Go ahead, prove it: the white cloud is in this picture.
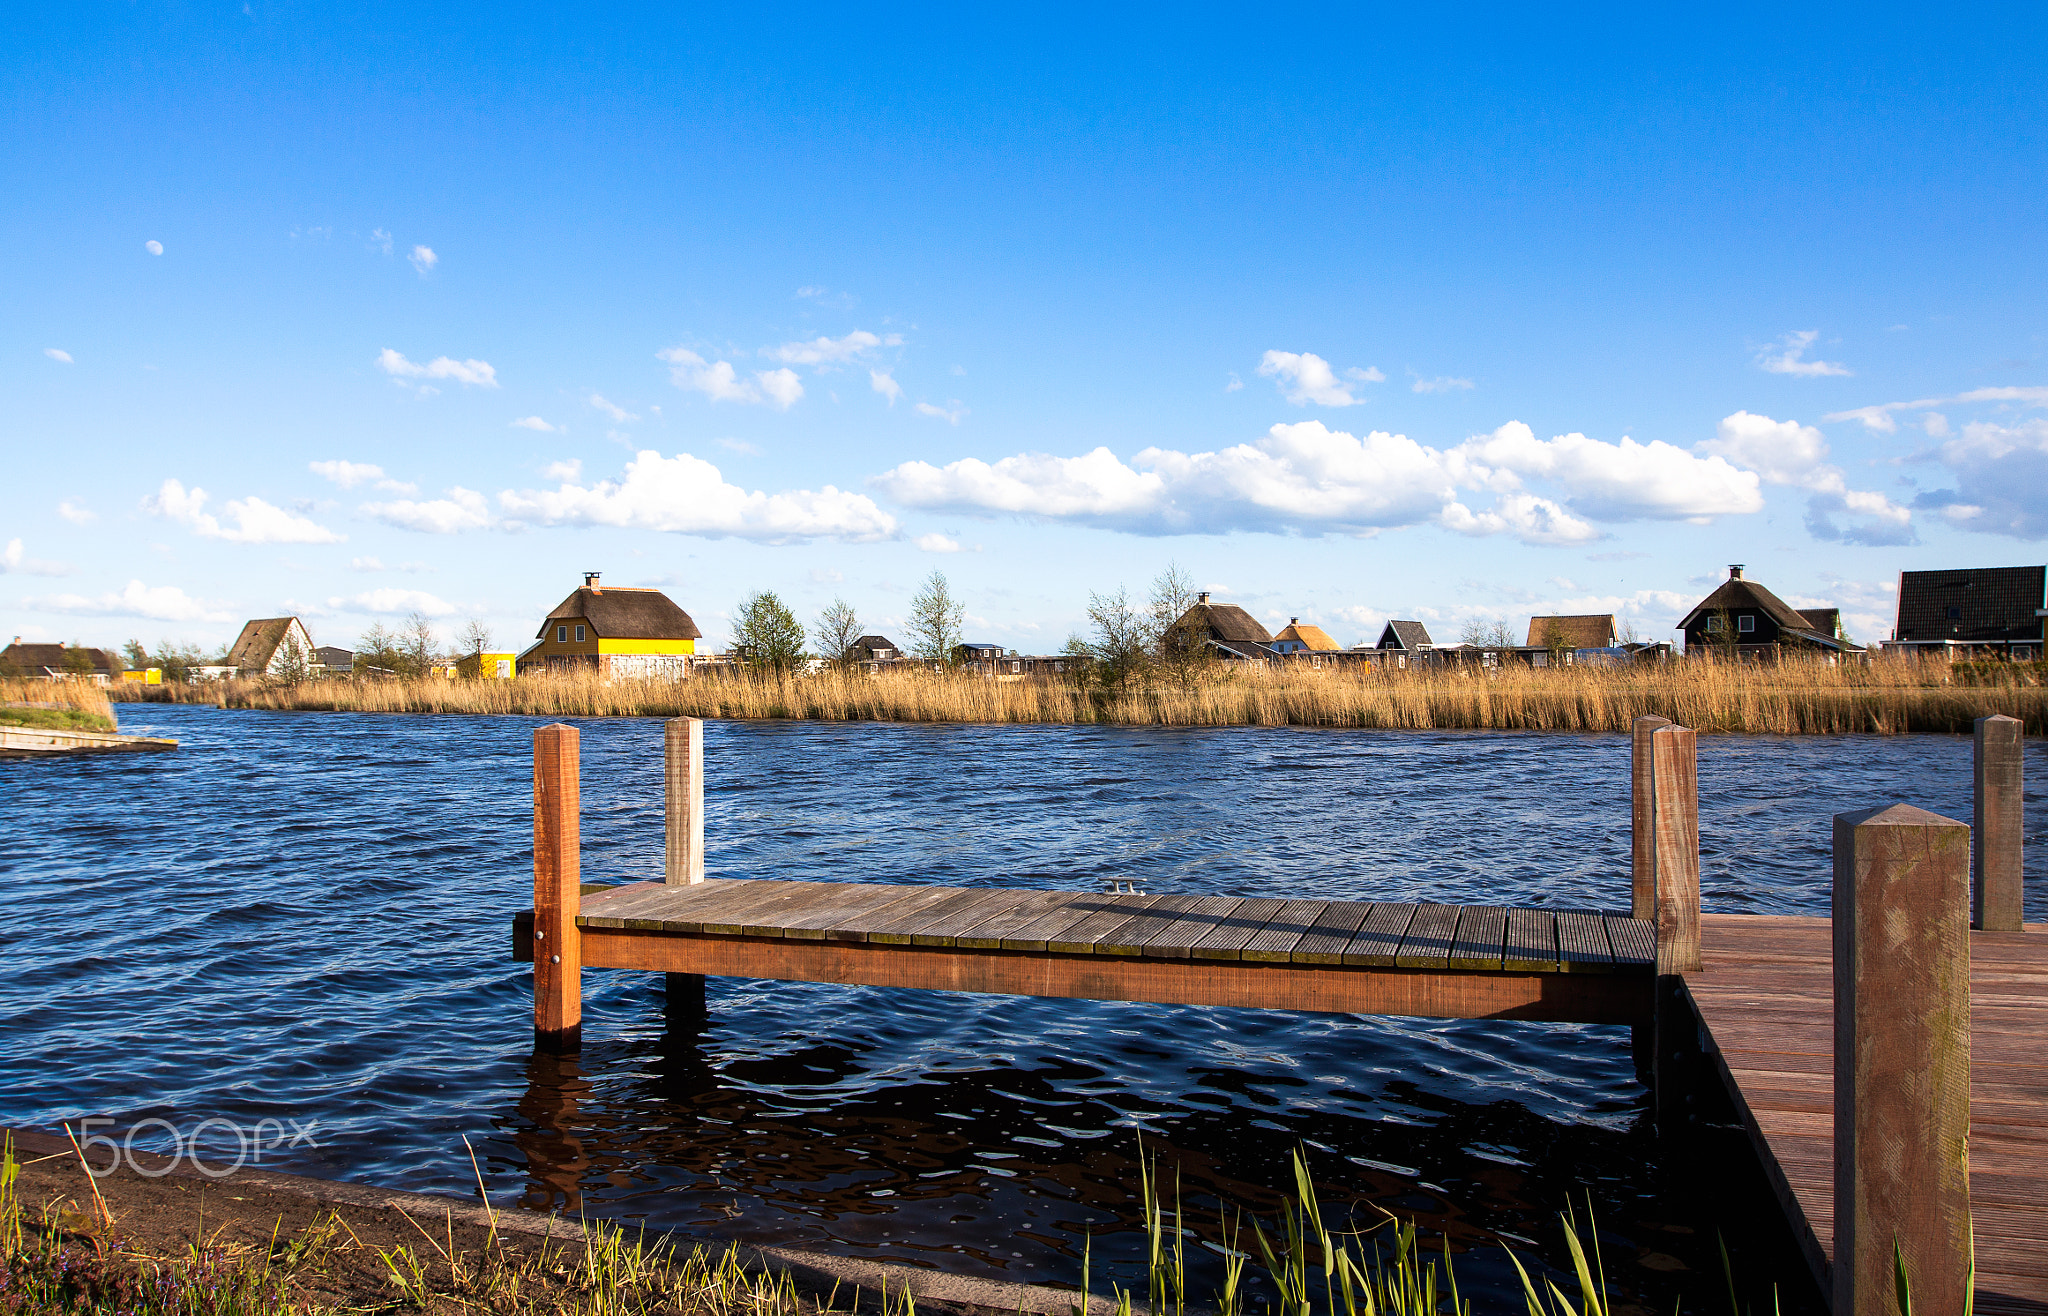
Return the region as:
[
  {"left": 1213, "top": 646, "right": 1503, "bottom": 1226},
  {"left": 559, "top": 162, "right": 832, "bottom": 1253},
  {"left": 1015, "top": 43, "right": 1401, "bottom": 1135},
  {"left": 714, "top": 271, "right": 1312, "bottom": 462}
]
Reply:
[
  {"left": 309, "top": 459, "right": 416, "bottom": 494},
  {"left": 766, "top": 329, "right": 900, "bottom": 366},
  {"left": 145, "top": 478, "right": 345, "bottom": 544},
  {"left": 360, "top": 487, "right": 495, "bottom": 534},
  {"left": 588, "top": 394, "right": 638, "bottom": 423},
  {"left": 915, "top": 532, "right": 963, "bottom": 553},
  {"left": 375, "top": 349, "right": 499, "bottom": 388},
  {"left": 658, "top": 347, "right": 804, "bottom": 410},
  {"left": 57, "top": 499, "right": 96, "bottom": 525},
  {"left": 717, "top": 438, "right": 761, "bottom": 456},
  {"left": 351, "top": 556, "right": 385, "bottom": 571},
  {"left": 29, "top": 580, "right": 228, "bottom": 622},
  {"left": 144, "top": 240, "right": 163, "bottom": 256},
  {"left": 1, "top": 538, "right": 71, "bottom": 576},
  {"left": 1257, "top": 351, "right": 1367, "bottom": 407},
  {"left": 875, "top": 419, "right": 1763, "bottom": 543},
  {"left": 541, "top": 459, "right": 582, "bottom": 481},
  {"left": 1917, "top": 416, "right": 2048, "bottom": 539},
  {"left": 1700, "top": 410, "right": 1913, "bottom": 545},
  {"left": 370, "top": 228, "right": 393, "bottom": 256},
  {"left": 499, "top": 449, "right": 898, "bottom": 543},
  {"left": 870, "top": 369, "right": 903, "bottom": 406},
  {"left": 1412, "top": 375, "right": 1476, "bottom": 394},
  {"left": 915, "top": 400, "right": 968, "bottom": 424},
  {"left": 1823, "top": 385, "right": 2048, "bottom": 434},
  {"left": 1225, "top": 372, "right": 1244, "bottom": 393},
  {"left": 326, "top": 588, "right": 458, "bottom": 616},
  {"left": 511, "top": 416, "right": 558, "bottom": 432},
  {"left": 409, "top": 245, "right": 438, "bottom": 275},
  {"left": 44, "top": 348, "right": 73, "bottom": 364},
  {"left": 1756, "top": 329, "right": 1851, "bottom": 378}
]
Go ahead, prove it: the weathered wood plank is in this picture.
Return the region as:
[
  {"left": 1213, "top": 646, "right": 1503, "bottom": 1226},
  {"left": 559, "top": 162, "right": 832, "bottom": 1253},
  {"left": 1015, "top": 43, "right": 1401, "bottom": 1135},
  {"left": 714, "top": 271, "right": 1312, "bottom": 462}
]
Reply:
[
  {"left": 999, "top": 895, "right": 1127, "bottom": 951},
  {"left": 1093, "top": 894, "right": 1215, "bottom": 956},
  {"left": 825, "top": 885, "right": 985, "bottom": 942},
  {"left": 663, "top": 717, "right": 705, "bottom": 885},
  {"left": 1241, "top": 900, "right": 1333, "bottom": 963},
  {"left": 1191, "top": 897, "right": 1291, "bottom": 961},
  {"left": 1394, "top": 903, "right": 1459, "bottom": 970},
  {"left": 1141, "top": 896, "right": 1247, "bottom": 959},
  {"left": 531, "top": 723, "right": 581, "bottom": 1049},
  {"left": 955, "top": 891, "right": 1085, "bottom": 949},
  {"left": 774, "top": 883, "right": 931, "bottom": 939},
  {"left": 1650, "top": 724, "right": 1700, "bottom": 974},
  {"left": 1343, "top": 903, "right": 1417, "bottom": 967},
  {"left": 1446, "top": 905, "right": 1508, "bottom": 970},
  {"left": 1555, "top": 910, "right": 1613, "bottom": 970},
  {"left": 1502, "top": 907, "right": 1559, "bottom": 972},
  {"left": 910, "top": 890, "right": 1049, "bottom": 946},
  {"left": 1289, "top": 901, "right": 1373, "bottom": 964},
  {"left": 1605, "top": 915, "right": 1655, "bottom": 968},
  {"left": 1044, "top": 894, "right": 1164, "bottom": 954},
  {"left": 1974, "top": 714, "right": 2024, "bottom": 932},
  {"left": 1632, "top": 714, "right": 1671, "bottom": 920},
  {"left": 865, "top": 887, "right": 1004, "bottom": 943}
]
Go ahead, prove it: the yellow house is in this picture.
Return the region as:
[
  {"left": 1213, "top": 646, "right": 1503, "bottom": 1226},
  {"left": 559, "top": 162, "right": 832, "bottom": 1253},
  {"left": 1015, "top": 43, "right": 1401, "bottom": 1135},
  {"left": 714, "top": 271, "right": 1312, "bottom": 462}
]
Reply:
[
  {"left": 526, "top": 572, "right": 702, "bottom": 678},
  {"left": 456, "top": 650, "right": 520, "bottom": 680}
]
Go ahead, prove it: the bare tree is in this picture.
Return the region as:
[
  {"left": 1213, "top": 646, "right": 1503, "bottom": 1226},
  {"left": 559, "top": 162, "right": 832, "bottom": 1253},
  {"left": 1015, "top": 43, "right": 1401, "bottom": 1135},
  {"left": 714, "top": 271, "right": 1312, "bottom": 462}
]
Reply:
[
  {"left": 812, "top": 597, "right": 863, "bottom": 667},
  {"left": 272, "top": 633, "right": 312, "bottom": 686},
  {"left": 1147, "top": 561, "right": 1213, "bottom": 689},
  {"left": 1458, "top": 616, "right": 1489, "bottom": 648},
  {"left": 458, "top": 618, "right": 494, "bottom": 658},
  {"left": 396, "top": 612, "right": 437, "bottom": 679},
  {"left": 1083, "top": 586, "right": 1154, "bottom": 693},
  {"left": 906, "top": 571, "right": 966, "bottom": 662}
]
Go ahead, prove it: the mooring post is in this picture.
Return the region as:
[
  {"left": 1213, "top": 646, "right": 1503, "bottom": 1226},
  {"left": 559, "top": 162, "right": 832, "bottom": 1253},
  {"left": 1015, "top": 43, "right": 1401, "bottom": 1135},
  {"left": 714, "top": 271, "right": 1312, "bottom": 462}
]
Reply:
[
  {"left": 1832, "top": 805, "right": 1971, "bottom": 1316},
  {"left": 1632, "top": 714, "right": 1673, "bottom": 920},
  {"left": 1973, "top": 714, "right": 2023, "bottom": 932},
  {"left": 533, "top": 723, "right": 582, "bottom": 1051},
  {"left": 664, "top": 717, "right": 708, "bottom": 1017},
  {"left": 1648, "top": 722, "right": 1701, "bottom": 1129}
]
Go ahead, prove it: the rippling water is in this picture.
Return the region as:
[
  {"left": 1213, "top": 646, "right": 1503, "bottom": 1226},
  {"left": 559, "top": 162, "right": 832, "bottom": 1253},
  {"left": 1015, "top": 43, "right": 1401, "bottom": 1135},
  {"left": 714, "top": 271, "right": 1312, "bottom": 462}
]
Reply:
[{"left": 5, "top": 707, "right": 2040, "bottom": 1312}]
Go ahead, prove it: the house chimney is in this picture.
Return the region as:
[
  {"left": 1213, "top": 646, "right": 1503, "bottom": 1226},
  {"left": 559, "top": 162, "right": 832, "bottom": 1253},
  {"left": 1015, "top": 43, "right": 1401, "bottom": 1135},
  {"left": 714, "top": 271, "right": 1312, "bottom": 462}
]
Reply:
[
  {"left": 1197, "top": 592, "right": 1211, "bottom": 605},
  {"left": 584, "top": 571, "right": 602, "bottom": 593},
  {"left": 1290, "top": 617, "right": 1299, "bottom": 625},
  {"left": 1729, "top": 564, "right": 1744, "bottom": 580}
]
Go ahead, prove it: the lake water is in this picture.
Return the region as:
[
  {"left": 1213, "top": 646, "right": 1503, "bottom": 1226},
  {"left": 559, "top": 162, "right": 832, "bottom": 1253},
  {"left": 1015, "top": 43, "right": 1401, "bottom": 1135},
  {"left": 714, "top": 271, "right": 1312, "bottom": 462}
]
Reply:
[{"left": 4, "top": 707, "right": 2041, "bottom": 1313}]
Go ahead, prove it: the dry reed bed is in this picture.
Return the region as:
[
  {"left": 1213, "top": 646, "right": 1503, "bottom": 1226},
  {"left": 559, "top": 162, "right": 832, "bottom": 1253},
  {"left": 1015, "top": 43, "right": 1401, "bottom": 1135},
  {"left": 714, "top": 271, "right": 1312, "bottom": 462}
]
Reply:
[
  {"left": 2, "top": 677, "right": 117, "bottom": 723},
  {"left": 108, "top": 662, "right": 2046, "bottom": 735}
]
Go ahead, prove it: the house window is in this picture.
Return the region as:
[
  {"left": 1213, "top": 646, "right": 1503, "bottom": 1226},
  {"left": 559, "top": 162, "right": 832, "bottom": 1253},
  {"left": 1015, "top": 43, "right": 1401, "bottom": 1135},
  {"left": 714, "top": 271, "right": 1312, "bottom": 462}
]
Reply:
[
  {"left": 1705, "top": 616, "right": 1725, "bottom": 633},
  {"left": 556, "top": 626, "right": 567, "bottom": 642},
  {"left": 1737, "top": 615, "right": 1755, "bottom": 633},
  {"left": 575, "top": 625, "right": 586, "bottom": 642},
  {"left": 1947, "top": 607, "right": 1961, "bottom": 620}
]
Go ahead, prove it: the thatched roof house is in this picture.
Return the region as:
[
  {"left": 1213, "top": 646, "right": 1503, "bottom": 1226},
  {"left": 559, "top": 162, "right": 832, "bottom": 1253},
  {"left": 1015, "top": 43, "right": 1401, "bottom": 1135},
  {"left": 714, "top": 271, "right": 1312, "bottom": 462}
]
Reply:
[
  {"left": 1676, "top": 565, "right": 1857, "bottom": 654},
  {"left": 227, "top": 617, "right": 316, "bottom": 677},
  {"left": 1166, "top": 593, "right": 1276, "bottom": 659},
  {"left": 1271, "top": 618, "right": 1339, "bottom": 653},
  {"left": 529, "top": 572, "right": 703, "bottom": 677},
  {"left": 1, "top": 641, "right": 120, "bottom": 681},
  {"left": 846, "top": 634, "right": 903, "bottom": 662},
  {"left": 1525, "top": 614, "right": 1618, "bottom": 650}
]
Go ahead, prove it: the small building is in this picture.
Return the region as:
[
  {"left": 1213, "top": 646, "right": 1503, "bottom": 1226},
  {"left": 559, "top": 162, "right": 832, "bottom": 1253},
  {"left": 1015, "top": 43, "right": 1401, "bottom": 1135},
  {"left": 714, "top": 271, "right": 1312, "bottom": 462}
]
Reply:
[
  {"left": 1676, "top": 565, "right": 1860, "bottom": 658},
  {"left": 227, "top": 617, "right": 318, "bottom": 678},
  {"left": 1525, "top": 614, "right": 1619, "bottom": 651},
  {"left": 314, "top": 646, "right": 356, "bottom": 674},
  {"left": 845, "top": 635, "right": 903, "bottom": 663},
  {"left": 456, "top": 651, "right": 519, "bottom": 679},
  {"left": 1167, "top": 592, "right": 1279, "bottom": 661},
  {"left": 1, "top": 641, "right": 121, "bottom": 683},
  {"left": 951, "top": 642, "right": 1005, "bottom": 665},
  {"left": 1271, "top": 618, "right": 1339, "bottom": 654},
  {"left": 1375, "top": 620, "right": 1433, "bottom": 652},
  {"left": 528, "top": 572, "right": 703, "bottom": 678},
  {"left": 1888, "top": 565, "right": 2046, "bottom": 660}
]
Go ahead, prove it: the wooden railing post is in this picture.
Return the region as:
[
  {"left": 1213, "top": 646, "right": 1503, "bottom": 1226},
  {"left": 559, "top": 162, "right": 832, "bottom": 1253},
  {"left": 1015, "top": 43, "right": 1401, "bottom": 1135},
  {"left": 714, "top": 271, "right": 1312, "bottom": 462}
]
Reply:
[
  {"left": 1973, "top": 714, "right": 2023, "bottom": 932},
  {"left": 1651, "top": 723, "right": 1700, "bottom": 974},
  {"left": 1632, "top": 715, "right": 1672, "bottom": 920},
  {"left": 533, "top": 723, "right": 582, "bottom": 1050},
  {"left": 665, "top": 717, "right": 705, "bottom": 885},
  {"left": 1832, "top": 805, "right": 1971, "bottom": 1316}
]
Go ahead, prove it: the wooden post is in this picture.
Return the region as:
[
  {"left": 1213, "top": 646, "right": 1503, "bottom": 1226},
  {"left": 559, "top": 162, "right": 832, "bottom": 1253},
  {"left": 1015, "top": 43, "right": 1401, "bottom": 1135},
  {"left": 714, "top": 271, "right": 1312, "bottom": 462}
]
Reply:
[
  {"left": 1832, "top": 804, "right": 1971, "bottom": 1316},
  {"left": 1632, "top": 715, "right": 1672, "bottom": 920},
  {"left": 663, "top": 717, "right": 707, "bottom": 1017},
  {"left": 533, "top": 723, "right": 582, "bottom": 1050},
  {"left": 1651, "top": 724, "right": 1700, "bottom": 975},
  {"left": 664, "top": 717, "right": 705, "bottom": 885},
  {"left": 1973, "top": 714, "right": 2023, "bottom": 932}
]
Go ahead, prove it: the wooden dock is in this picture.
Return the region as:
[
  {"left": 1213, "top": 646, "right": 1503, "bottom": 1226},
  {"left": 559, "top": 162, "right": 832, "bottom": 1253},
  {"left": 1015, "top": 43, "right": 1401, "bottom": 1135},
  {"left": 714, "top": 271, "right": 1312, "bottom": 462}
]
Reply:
[
  {"left": 1689, "top": 914, "right": 2048, "bottom": 1316},
  {"left": 511, "top": 715, "right": 2040, "bottom": 1316}
]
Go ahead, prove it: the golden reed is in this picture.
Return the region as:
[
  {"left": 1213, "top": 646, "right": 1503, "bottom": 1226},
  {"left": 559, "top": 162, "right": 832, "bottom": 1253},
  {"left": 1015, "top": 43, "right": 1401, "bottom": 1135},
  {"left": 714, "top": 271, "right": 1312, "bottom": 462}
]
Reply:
[
  {"left": 107, "top": 658, "right": 2043, "bottom": 735},
  {"left": 2, "top": 677, "right": 117, "bottom": 723}
]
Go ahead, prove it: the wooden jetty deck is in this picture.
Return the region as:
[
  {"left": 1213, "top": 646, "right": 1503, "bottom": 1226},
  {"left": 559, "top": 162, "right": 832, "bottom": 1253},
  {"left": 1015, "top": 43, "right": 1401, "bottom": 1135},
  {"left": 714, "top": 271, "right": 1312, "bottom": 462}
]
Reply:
[
  {"left": 511, "top": 715, "right": 2042, "bottom": 1316},
  {"left": 1689, "top": 914, "right": 2048, "bottom": 1316}
]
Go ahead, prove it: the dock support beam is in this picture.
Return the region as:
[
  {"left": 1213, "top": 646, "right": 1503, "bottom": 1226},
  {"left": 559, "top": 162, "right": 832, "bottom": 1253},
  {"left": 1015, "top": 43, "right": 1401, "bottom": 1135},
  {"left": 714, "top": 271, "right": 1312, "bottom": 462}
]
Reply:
[
  {"left": 1973, "top": 714, "right": 2023, "bottom": 932},
  {"left": 1646, "top": 722, "right": 1700, "bottom": 1129},
  {"left": 533, "top": 723, "right": 582, "bottom": 1051},
  {"left": 664, "top": 717, "right": 708, "bottom": 1017},
  {"left": 1631, "top": 715, "right": 1672, "bottom": 921},
  {"left": 1832, "top": 805, "right": 1971, "bottom": 1316}
]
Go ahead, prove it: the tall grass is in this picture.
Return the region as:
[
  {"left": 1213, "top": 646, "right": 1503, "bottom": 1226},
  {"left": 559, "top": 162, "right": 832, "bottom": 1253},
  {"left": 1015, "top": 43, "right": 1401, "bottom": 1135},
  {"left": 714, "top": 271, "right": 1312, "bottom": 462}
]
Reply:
[
  {"left": 109, "top": 658, "right": 2045, "bottom": 735},
  {"left": 1, "top": 676, "right": 117, "bottom": 732}
]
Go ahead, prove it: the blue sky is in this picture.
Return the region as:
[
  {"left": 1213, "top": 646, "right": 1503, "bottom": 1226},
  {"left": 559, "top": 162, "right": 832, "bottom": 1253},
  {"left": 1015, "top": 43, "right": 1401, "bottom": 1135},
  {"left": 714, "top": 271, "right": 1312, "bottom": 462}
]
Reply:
[{"left": 7, "top": 5, "right": 2047, "bottom": 656}]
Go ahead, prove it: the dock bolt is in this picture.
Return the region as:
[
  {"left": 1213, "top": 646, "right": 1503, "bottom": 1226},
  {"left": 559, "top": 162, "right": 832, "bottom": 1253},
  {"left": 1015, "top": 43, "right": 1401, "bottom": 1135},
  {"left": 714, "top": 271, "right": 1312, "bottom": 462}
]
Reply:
[
  {"left": 549, "top": 954, "right": 560, "bottom": 964},
  {"left": 535, "top": 930, "right": 545, "bottom": 940}
]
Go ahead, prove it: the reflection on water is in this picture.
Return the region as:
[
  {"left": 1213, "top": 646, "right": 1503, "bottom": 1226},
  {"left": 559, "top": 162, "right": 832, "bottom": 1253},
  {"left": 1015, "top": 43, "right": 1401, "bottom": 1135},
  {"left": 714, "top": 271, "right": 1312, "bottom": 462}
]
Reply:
[{"left": 6, "top": 706, "right": 2039, "bottom": 1312}]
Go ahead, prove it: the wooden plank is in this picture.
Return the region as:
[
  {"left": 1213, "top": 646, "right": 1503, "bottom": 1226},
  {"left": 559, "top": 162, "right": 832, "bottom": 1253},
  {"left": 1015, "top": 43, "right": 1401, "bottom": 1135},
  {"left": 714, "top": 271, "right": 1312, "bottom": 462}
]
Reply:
[
  {"left": 1555, "top": 910, "right": 1613, "bottom": 970},
  {"left": 531, "top": 723, "right": 581, "bottom": 1049},
  {"left": 1974, "top": 715, "right": 2024, "bottom": 932},
  {"left": 1000, "top": 895, "right": 1129, "bottom": 952},
  {"left": 1631, "top": 714, "right": 1671, "bottom": 920},
  {"left": 1288, "top": 901, "right": 1373, "bottom": 964},
  {"left": 1394, "top": 903, "right": 1459, "bottom": 970},
  {"left": 578, "top": 926, "right": 1655, "bottom": 1024},
  {"left": 773, "top": 883, "right": 931, "bottom": 939},
  {"left": 1342, "top": 903, "right": 1417, "bottom": 967},
  {"left": 1139, "top": 895, "right": 1245, "bottom": 959},
  {"left": 954, "top": 891, "right": 1084, "bottom": 949},
  {"left": 1446, "top": 905, "right": 1508, "bottom": 970},
  {"left": 864, "top": 887, "right": 1002, "bottom": 944},
  {"left": 1044, "top": 893, "right": 1164, "bottom": 954},
  {"left": 816, "top": 885, "right": 966, "bottom": 942},
  {"left": 910, "top": 890, "right": 1048, "bottom": 946},
  {"left": 670, "top": 880, "right": 824, "bottom": 934},
  {"left": 1191, "top": 897, "right": 1291, "bottom": 961},
  {"left": 1241, "top": 900, "right": 1333, "bottom": 963},
  {"left": 1605, "top": 915, "right": 1655, "bottom": 968},
  {"left": 1650, "top": 724, "right": 1700, "bottom": 974},
  {"left": 663, "top": 717, "right": 705, "bottom": 885},
  {"left": 1092, "top": 894, "right": 1214, "bottom": 956},
  {"left": 1502, "top": 908, "right": 1559, "bottom": 972}
]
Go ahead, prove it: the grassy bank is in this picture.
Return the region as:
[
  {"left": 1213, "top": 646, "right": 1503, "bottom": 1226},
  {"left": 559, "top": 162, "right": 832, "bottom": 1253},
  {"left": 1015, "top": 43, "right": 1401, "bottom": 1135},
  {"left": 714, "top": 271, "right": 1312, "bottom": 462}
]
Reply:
[
  {"left": 1, "top": 679, "right": 117, "bottom": 733},
  {"left": 107, "top": 659, "right": 2045, "bottom": 735}
]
